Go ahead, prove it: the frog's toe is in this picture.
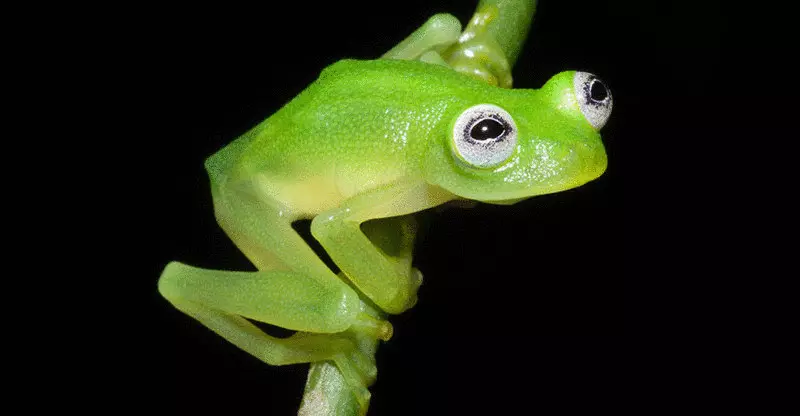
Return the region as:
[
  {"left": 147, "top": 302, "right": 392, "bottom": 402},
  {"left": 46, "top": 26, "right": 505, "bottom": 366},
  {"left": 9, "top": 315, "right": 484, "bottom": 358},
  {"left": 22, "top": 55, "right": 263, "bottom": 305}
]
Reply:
[
  {"left": 346, "top": 348, "right": 378, "bottom": 385},
  {"left": 412, "top": 267, "right": 424, "bottom": 287},
  {"left": 402, "top": 268, "right": 424, "bottom": 310},
  {"left": 331, "top": 351, "right": 376, "bottom": 410}
]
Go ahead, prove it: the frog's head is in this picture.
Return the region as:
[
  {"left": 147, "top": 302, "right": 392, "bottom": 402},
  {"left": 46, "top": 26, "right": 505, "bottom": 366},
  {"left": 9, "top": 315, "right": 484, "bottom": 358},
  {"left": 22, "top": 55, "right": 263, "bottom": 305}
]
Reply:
[{"left": 425, "top": 71, "right": 611, "bottom": 204}]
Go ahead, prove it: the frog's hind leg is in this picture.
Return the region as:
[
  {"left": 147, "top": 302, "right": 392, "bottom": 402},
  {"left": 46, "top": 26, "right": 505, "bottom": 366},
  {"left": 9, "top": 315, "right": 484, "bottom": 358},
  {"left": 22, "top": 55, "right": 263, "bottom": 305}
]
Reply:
[
  {"left": 158, "top": 263, "right": 376, "bottom": 408},
  {"left": 158, "top": 175, "right": 388, "bottom": 409},
  {"left": 159, "top": 262, "right": 359, "bottom": 362},
  {"left": 160, "top": 173, "right": 368, "bottom": 334}
]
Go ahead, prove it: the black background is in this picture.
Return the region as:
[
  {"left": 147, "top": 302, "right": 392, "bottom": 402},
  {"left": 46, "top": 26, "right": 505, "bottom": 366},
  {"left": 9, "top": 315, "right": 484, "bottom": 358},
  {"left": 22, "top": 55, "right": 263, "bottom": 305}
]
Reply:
[{"left": 103, "top": 0, "right": 729, "bottom": 414}]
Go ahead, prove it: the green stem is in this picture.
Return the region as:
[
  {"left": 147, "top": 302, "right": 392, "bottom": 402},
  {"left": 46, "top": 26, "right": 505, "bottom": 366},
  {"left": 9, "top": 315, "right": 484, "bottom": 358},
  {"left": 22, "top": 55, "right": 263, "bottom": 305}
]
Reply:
[
  {"left": 298, "top": 301, "right": 382, "bottom": 416},
  {"left": 478, "top": 0, "right": 537, "bottom": 67},
  {"left": 298, "top": 361, "right": 364, "bottom": 416}
]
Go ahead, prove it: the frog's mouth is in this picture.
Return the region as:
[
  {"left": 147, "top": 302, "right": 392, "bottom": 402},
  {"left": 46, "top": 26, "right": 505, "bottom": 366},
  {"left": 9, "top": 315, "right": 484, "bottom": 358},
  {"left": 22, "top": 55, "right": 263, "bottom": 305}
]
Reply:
[{"left": 475, "top": 140, "right": 608, "bottom": 204}]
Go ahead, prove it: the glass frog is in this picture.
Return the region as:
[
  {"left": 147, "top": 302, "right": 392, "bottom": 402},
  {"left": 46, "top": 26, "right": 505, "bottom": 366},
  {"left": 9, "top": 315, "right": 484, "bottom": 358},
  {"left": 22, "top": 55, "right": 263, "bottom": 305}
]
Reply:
[{"left": 159, "top": 1, "right": 612, "bottom": 415}]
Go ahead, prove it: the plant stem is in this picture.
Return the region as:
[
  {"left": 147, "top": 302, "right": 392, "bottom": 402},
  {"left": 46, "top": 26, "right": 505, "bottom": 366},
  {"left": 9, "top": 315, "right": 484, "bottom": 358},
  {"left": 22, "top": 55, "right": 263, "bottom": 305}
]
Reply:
[
  {"left": 478, "top": 0, "right": 537, "bottom": 67},
  {"left": 297, "top": 303, "right": 382, "bottom": 416},
  {"left": 298, "top": 361, "right": 363, "bottom": 416}
]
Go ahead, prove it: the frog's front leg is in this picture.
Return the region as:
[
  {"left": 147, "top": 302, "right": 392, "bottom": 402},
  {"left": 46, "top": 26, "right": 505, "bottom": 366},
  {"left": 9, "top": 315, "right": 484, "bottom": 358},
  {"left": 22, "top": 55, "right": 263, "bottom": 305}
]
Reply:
[
  {"left": 384, "top": 1, "right": 536, "bottom": 89},
  {"left": 382, "top": 13, "right": 462, "bottom": 62},
  {"left": 441, "top": 4, "right": 513, "bottom": 88},
  {"left": 311, "top": 180, "right": 456, "bottom": 314}
]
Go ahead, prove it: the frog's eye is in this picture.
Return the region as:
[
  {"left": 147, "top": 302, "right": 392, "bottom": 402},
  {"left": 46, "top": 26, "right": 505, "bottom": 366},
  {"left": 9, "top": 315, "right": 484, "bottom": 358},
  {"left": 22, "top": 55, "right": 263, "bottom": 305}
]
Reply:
[
  {"left": 452, "top": 104, "right": 517, "bottom": 168},
  {"left": 574, "top": 72, "right": 613, "bottom": 130}
]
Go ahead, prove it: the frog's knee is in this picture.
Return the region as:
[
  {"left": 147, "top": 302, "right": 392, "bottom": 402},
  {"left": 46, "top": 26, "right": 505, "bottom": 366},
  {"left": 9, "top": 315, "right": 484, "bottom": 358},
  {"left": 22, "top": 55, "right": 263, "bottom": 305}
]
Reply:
[
  {"left": 157, "top": 261, "right": 188, "bottom": 300},
  {"left": 319, "top": 283, "right": 362, "bottom": 333}
]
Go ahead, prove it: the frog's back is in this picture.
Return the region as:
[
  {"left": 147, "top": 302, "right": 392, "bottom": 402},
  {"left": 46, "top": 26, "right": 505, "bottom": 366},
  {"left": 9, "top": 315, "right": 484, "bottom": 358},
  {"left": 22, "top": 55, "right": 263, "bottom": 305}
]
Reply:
[{"left": 205, "top": 59, "right": 493, "bottom": 216}]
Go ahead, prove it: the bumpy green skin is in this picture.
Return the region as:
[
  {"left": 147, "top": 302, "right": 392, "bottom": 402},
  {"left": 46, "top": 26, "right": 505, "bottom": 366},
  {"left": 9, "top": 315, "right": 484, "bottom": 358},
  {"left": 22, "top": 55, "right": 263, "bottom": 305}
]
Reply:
[
  {"left": 158, "top": 1, "right": 610, "bottom": 415},
  {"left": 213, "top": 59, "right": 605, "bottom": 206}
]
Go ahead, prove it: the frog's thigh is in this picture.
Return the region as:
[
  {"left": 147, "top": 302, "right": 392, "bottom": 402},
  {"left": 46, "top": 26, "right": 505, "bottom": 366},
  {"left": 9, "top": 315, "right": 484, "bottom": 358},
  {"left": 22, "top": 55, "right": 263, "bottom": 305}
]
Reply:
[
  {"left": 159, "top": 262, "right": 360, "bottom": 365},
  {"left": 211, "top": 179, "right": 333, "bottom": 278},
  {"left": 382, "top": 13, "right": 461, "bottom": 60},
  {"left": 311, "top": 181, "right": 453, "bottom": 315}
]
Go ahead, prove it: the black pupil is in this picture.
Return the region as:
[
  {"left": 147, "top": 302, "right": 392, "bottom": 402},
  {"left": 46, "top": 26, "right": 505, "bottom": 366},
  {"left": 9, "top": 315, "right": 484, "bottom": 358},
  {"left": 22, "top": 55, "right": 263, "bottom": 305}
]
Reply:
[
  {"left": 590, "top": 80, "right": 608, "bottom": 102},
  {"left": 470, "top": 118, "right": 505, "bottom": 141}
]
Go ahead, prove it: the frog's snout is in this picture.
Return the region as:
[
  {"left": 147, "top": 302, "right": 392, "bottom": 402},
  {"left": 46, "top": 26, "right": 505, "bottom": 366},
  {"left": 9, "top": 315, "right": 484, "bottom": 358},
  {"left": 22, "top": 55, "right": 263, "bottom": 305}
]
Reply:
[
  {"left": 575, "top": 139, "right": 608, "bottom": 184},
  {"left": 587, "top": 144, "right": 608, "bottom": 178}
]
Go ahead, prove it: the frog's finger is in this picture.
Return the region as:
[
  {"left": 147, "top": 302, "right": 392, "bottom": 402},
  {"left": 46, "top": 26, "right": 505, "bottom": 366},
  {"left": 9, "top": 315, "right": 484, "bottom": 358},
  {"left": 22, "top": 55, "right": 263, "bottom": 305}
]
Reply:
[
  {"left": 382, "top": 13, "right": 461, "bottom": 60},
  {"left": 418, "top": 50, "right": 449, "bottom": 66},
  {"left": 441, "top": 4, "right": 513, "bottom": 88}
]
